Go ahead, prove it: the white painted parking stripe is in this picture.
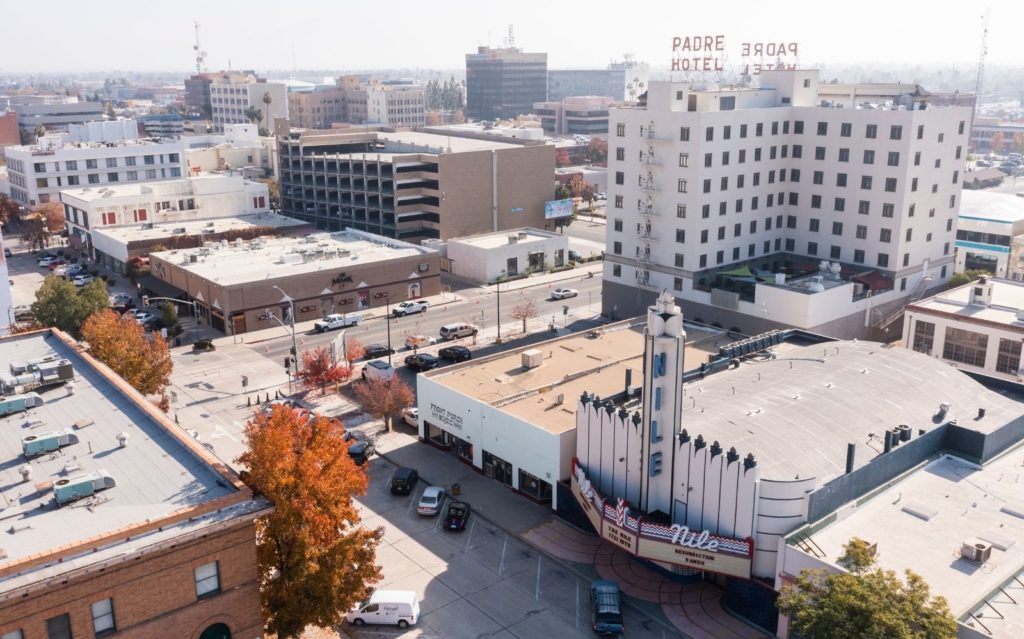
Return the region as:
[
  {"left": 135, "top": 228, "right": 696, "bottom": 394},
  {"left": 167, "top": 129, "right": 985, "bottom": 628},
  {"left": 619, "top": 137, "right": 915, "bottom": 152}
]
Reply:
[
  {"left": 464, "top": 517, "right": 476, "bottom": 553},
  {"left": 498, "top": 534, "right": 508, "bottom": 577}
]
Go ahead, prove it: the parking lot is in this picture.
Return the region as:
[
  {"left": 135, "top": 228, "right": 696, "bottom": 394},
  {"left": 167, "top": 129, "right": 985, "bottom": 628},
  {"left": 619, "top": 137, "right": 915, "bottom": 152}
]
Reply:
[{"left": 347, "top": 456, "right": 683, "bottom": 639}]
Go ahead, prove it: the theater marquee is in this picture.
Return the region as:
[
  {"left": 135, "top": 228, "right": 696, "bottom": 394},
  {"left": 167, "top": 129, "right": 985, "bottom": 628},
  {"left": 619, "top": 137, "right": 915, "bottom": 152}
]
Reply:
[{"left": 571, "top": 460, "right": 754, "bottom": 579}]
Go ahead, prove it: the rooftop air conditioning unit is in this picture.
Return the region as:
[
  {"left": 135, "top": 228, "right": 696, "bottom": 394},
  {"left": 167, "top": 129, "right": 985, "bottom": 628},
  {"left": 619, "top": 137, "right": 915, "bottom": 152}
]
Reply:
[
  {"left": 522, "top": 349, "right": 543, "bottom": 370},
  {"left": 961, "top": 540, "right": 993, "bottom": 564},
  {"left": 53, "top": 470, "right": 116, "bottom": 506},
  {"left": 172, "top": 227, "right": 186, "bottom": 234},
  {"left": 508, "top": 234, "right": 519, "bottom": 245},
  {"left": 22, "top": 429, "right": 79, "bottom": 458}
]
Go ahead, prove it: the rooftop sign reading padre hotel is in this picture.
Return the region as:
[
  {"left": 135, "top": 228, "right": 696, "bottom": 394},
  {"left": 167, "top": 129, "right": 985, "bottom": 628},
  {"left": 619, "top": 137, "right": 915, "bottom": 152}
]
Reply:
[{"left": 670, "top": 35, "right": 799, "bottom": 75}]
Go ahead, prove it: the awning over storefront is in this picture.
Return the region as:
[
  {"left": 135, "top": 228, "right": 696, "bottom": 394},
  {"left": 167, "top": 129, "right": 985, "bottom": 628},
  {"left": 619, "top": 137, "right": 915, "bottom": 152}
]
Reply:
[
  {"left": 852, "top": 270, "right": 894, "bottom": 292},
  {"left": 138, "top": 274, "right": 187, "bottom": 300}
]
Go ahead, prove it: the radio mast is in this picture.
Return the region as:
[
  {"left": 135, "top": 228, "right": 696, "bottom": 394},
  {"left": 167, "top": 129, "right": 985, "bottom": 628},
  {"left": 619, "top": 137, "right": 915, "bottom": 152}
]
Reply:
[{"left": 193, "top": 20, "right": 207, "bottom": 74}]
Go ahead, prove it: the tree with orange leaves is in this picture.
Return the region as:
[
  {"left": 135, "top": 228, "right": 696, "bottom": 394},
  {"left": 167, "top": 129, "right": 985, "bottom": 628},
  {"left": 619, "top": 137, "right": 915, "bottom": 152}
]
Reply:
[
  {"left": 354, "top": 376, "right": 414, "bottom": 432},
  {"left": 344, "top": 335, "right": 366, "bottom": 362},
  {"left": 237, "top": 408, "right": 383, "bottom": 638},
  {"left": 296, "top": 346, "right": 353, "bottom": 394},
  {"left": 34, "top": 201, "right": 65, "bottom": 233},
  {"left": 81, "top": 309, "right": 173, "bottom": 398}
]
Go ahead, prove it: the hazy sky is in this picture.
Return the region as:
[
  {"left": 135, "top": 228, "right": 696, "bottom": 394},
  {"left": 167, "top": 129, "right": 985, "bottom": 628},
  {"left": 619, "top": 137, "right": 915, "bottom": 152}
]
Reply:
[{"left": 3, "top": 0, "right": 1022, "bottom": 74}]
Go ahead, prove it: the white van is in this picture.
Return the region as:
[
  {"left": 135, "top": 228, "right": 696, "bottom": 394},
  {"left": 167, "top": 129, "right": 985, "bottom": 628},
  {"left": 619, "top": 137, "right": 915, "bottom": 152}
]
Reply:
[{"left": 346, "top": 590, "right": 419, "bottom": 628}]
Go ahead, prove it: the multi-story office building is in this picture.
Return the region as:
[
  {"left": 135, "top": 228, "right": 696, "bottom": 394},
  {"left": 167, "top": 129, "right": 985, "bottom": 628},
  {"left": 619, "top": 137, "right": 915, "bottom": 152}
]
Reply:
[
  {"left": 183, "top": 123, "right": 278, "bottom": 178},
  {"left": 288, "top": 76, "right": 426, "bottom": 129},
  {"left": 971, "top": 117, "right": 1024, "bottom": 153},
  {"left": 209, "top": 73, "right": 287, "bottom": 133},
  {"left": 139, "top": 113, "right": 185, "bottom": 139},
  {"left": 534, "top": 96, "right": 613, "bottom": 135},
  {"left": 184, "top": 71, "right": 219, "bottom": 117},
  {"left": 603, "top": 70, "right": 972, "bottom": 338},
  {"left": 547, "top": 58, "right": 649, "bottom": 103},
  {"left": 10, "top": 99, "right": 104, "bottom": 134},
  {"left": 60, "top": 173, "right": 271, "bottom": 264},
  {"left": 0, "top": 329, "right": 270, "bottom": 639},
  {"left": 466, "top": 47, "right": 547, "bottom": 120},
  {"left": 5, "top": 134, "right": 185, "bottom": 206},
  {"left": 279, "top": 128, "right": 553, "bottom": 242}
]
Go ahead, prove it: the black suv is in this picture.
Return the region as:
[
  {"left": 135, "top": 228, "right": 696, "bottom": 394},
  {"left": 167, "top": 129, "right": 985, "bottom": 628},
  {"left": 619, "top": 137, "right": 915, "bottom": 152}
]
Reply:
[
  {"left": 363, "top": 343, "right": 395, "bottom": 360},
  {"left": 404, "top": 353, "right": 439, "bottom": 372},
  {"left": 438, "top": 345, "right": 472, "bottom": 362},
  {"left": 390, "top": 467, "right": 419, "bottom": 495},
  {"left": 347, "top": 441, "right": 375, "bottom": 466},
  {"left": 590, "top": 580, "right": 624, "bottom": 636}
]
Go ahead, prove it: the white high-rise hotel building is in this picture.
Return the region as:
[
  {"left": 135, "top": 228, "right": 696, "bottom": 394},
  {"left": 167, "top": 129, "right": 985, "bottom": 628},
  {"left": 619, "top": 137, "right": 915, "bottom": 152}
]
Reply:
[{"left": 604, "top": 70, "right": 972, "bottom": 337}]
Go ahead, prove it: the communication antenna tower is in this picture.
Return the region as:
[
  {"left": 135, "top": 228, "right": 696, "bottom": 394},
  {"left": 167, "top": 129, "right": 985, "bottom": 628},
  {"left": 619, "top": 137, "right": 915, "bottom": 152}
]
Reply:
[
  {"left": 505, "top": 24, "right": 516, "bottom": 49},
  {"left": 975, "top": 9, "right": 990, "bottom": 99},
  {"left": 193, "top": 20, "right": 207, "bottom": 74}
]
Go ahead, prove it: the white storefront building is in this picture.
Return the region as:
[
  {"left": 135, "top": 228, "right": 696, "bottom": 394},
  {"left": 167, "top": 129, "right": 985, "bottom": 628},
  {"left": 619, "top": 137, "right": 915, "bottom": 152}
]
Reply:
[
  {"left": 954, "top": 190, "right": 1024, "bottom": 279},
  {"left": 603, "top": 70, "right": 972, "bottom": 338},
  {"left": 442, "top": 228, "right": 570, "bottom": 284}
]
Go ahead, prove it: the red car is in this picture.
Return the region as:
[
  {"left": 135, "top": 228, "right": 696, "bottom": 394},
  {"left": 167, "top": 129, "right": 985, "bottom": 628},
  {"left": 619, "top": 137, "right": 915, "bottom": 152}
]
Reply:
[{"left": 47, "top": 260, "right": 67, "bottom": 271}]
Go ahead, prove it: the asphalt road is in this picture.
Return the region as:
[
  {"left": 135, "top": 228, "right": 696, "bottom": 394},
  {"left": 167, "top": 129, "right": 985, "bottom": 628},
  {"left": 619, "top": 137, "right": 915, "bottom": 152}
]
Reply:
[
  {"left": 563, "top": 212, "right": 607, "bottom": 246},
  {"left": 253, "top": 275, "right": 605, "bottom": 367}
]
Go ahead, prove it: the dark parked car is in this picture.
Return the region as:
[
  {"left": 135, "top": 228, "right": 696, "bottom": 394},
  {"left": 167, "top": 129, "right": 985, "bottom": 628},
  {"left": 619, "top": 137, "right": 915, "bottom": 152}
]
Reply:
[
  {"left": 590, "top": 580, "right": 624, "bottom": 637},
  {"left": 444, "top": 501, "right": 471, "bottom": 532},
  {"left": 363, "top": 343, "right": 396, "bottom": 360},
  {"left": 404, "top": 353, "right": 439, "bottom": 372},
  {"left": 348, "top": 440, "right": 375, "bottom": 466},
  {"left": 438, "top": 345, "right": 472, "bottom": 362},
  {"left": 390, "top": 467, "right": 419, "bottom": 495}
]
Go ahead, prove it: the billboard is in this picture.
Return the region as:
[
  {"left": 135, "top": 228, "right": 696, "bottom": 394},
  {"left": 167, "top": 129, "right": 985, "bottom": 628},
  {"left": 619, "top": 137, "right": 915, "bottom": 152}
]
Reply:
[
  {"left": 544, "top": 199, "right": 574, "bottom": 220},
  {"left": 571, "top": 460, "right": 753, "bottom": 579}
]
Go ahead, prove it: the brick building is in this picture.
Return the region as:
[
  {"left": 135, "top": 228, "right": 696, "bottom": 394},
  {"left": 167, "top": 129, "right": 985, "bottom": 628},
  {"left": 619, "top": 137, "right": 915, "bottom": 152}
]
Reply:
[{"left": 0, "top": 329, "right": 271, "bottom": 639}]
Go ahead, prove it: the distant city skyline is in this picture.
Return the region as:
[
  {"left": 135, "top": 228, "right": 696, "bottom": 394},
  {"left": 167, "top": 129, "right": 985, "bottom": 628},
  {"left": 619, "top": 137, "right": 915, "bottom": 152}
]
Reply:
[{"left": 2, "top": 0, "right": 1022, "bottom": 75}]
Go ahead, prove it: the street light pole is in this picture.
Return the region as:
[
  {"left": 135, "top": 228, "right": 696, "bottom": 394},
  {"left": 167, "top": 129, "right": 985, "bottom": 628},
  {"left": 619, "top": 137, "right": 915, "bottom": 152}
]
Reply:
[
  {"left": 495, "top": 269, "right": 506, "bottom": 344},
  {"left": 384, "top": 292, "right": 393, "bottom": 366},
  {"left": 272, "top": 285, "right": 300, "bottom": 373}
]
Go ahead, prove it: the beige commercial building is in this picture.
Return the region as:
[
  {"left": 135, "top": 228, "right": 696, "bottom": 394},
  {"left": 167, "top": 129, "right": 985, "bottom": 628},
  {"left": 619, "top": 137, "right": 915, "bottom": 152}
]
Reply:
[
  {"left": 279, "top": 128, "right": 554, "bottom": 242},
  {"left": 288, "top": 76, "right": 426, "bottom": 130},
  {"left": 149, "top": 228, "right": 440, "bottom": 334}
]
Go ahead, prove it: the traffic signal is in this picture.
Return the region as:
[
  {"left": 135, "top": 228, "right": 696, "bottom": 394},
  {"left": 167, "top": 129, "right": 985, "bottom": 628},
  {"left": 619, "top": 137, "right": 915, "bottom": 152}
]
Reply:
[
  {"left": 142, "top": 295, "right": 150, "bottom": 307},
  {"left": 284, "top": 357, "right": 291, "bottom": 370}
]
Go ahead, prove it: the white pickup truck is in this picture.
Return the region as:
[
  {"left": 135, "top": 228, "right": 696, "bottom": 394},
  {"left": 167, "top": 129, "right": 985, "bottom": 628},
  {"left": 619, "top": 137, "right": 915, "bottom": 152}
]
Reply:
[
  {"left": 392, "top": 300, "right": 430, "bottom": 317},
  {"left": 314, "top": 313, "right": 362, "bottom": 333}
]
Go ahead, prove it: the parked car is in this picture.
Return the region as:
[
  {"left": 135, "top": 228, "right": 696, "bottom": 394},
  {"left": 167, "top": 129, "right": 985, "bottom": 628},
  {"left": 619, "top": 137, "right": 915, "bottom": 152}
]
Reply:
[
  {"left": 3, "top": 247, "right": 11, "bottom": 258},
  {"left": 568, "top": 250, "right": 582, "bottom": 262},
  {"left": 363, "top": 344, "right": 395, "bottom": 360},
  {"left": 345, "top": 590, "right": 419, "bottom": 629},
  {"left": 401, "top": 407, "right": 419, "bottom": 427},
  {"left": 404, "top": 353, "right": 439, "bottom": 372},
  {"left": 405, "top": 334, "right": 436, "bottom": 350},
  {"left": 361, "top": 359, "right": 396, "bottom": 382},
  {"left": 417, "top": 486, "right": 444, "bottom": 516},
  {"left": 313, "top": 312, "right": 362, "bottom": 333},
  {"left": 46, "top": 260, "right": 68, "bottom": 271},
  {"left": 392, "top": 300, "right": 430, "bottom": 316},
  {"left": 57, "top": 264, "right": 85, "bottom": 278},
  {"left": 551, "top": 287, "right": 579, "bottom": 300},
  {"left": 111, "top": 292, "right": 133, "bottom": 306},
  {"left": 72, "top": 274, "right": 95, "bottom": 287},
  {"left": 262, "top": 398, "right": 298, "bottom": 415},
  {"left": 389, "top": 467, "right": 419, "bottom": 495},
  {"left": 130, "top": 311, "right": 156, "bottom": 325},
  {"left": 13, "top": 305, "right": 34, "bottom": 322},
  {"left": 438, "top": 345, "right": 472, "bottom": 362},
  {"left": 37, "top": 256, "right": 60, "bottom": 267},
  {"left": 348, "top": 440, "right": 375, "bottom": 466},
  {"left": 444, "top": 501, "right": 471, "bottom": 532},
  {"left": 439, "top": 322, "right": 478, "bottom": 340},
  {"left": 590, "top": 580, "right": 624, "bottom": 637}
]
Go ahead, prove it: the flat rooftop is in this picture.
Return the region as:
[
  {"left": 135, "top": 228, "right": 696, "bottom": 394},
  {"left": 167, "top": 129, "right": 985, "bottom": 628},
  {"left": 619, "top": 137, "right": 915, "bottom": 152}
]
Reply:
[
  {"left": 960, "top": 190, "right": 1024, "bottom": 223},
  {"left": 150, "top": 228, "right": 436, "bottom": 286},
  {"left": 425, "top": 322, "right": 722, "bottom": 434},
  {"left": 0, "top": 331, "right": 250, "bottom": 590},
  {"left": 909, "top": 278, "right": 1024, "bottom": 328},
  {"left": 59, "top": 173, "right": 252, "bottom": 203},
  {"left": 677, "top": 339, "right": 1023, "bottom": 482},
  {"left": 92, "top": 212, "right": 306, "bottom": 244},
  {"left": 801, "top": 447, "right": 1024, "bottom": 623},
  {"left": 450, "top": 228, "right": 560, "bottom": 250},
  {"left": 377, "top": 130, "right": 520, "bottom": 152}
]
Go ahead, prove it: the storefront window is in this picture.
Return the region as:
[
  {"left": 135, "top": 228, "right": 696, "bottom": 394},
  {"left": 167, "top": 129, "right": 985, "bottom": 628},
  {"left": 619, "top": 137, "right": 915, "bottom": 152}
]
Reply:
[
  {"left": 482, "top": 450, "right": 513, "bottom": 486},
  {"left": 425, "top": 422, "right": 450, "bottom": 448},
  {"left": 455, "top": 437, "right": 472, "bottom": 462},
  {"left": 518, "top": 469, "right": 553, "bottom": 502},
  {"left": 358, "top": 291, "right": 369, "bottom": 309}
]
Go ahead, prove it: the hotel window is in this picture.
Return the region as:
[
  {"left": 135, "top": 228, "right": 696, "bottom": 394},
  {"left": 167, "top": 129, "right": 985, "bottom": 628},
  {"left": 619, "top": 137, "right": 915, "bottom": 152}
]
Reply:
[
  {"left": 912, "top": 321, "right": 935, "bottom": 354},
  {"left": 816, "top": 121, "right": 828, "bottom": 135},
  {"left": 700, "top": 230, "right": 708, "bottom": 244},
  {"left": 877, "top": 252, "right": 889, "bottom": 268},
  {"left": 792, "top": 144, "right": 802, "bottom": 159},
  {"left": 673, "top": 277, "right": 683, "bottom": 291},
  {"left": 756, "top": 122, "right": 763, "bottom": 136},
  {"left": 740, "top": 124, "right": 748, "bottom": 138},
  {"left": 613, "top": 241, "right": 622, "bottom": 254},
  {"left": 853, "top": 249, "right": 865, "bottom": 263},
  {"left": 723, "top": 125, "right": 731, "bottom": 139},
  {"left": 865, "top": 124, "right": 877, "bottom": 139},
  {"left": 905, "top": 228, "right": 913, "bottom": 241},
  {"left": 614, "top": 195, "right": 623, "bottom": 208},
  {"left": 858, "top": 200, "right": 870, "bottom": 215},
  {"left": 676, "top": 204, "right": 686, "bottom": 218},
  {"left": 144, "top": 155, "right": 155, "bottom": 165},
  {"left": 956, "top": 145, "right": 962, "bottom": 159},
  {"left": 794, "top": 120, "right": 804, "bottom": 134},
  {"left": 195, "top": 561, "right": 221, "bottom": 598},
  {"left": 716, "top": 250, "right": 724, "bottom": 264},
  {"left": 678, "top": 153, "right": 689, "bottom": 167},
  {"left": 133, "top": 209, "right": 148, "bottom": 222},
  {"left": 86, "top": 159, "right": 98, "bottom": 169},
  {"left": 813, "top": 170, "right": 823, "bottom": 185},
  {"left": 615, "top": 171, "right": 624, "bottom": 185},
  {"left": 890, "top": 125, "right": 903, "bottom": 140},
  {"left": 613, "top": 219, "right": 623, "bottom": 232},
  {"left": 705, "top": 126, "right": 714, "bottom": 141},
  {"left": 953, "top": 170, "right": 959, "bottom": 184},
  {"left": 840, "top": 122, "right": 852, "bottom": 137},
  {"left": 771, "top": 121, "right": 779, "bottom": 135},
  {"left": 903, "top": 253, "right": 910, "bottom": 266},
  {"left": 46, "top": 614, "right": 71, "bottom": 639},
  {"left": 107, "top": 172, "right": 119, "bottom": 183},
  {"left": 101, "top": 212, "right": 116, "bottom": 225},
  {"left": 616, "top": 123, "right": 625, "bottom": 137},
  {"left": 615, "top": 147, "right": 624, "bottom": 161},
  {"left": 914, "top": 151, "right": 921, "bottom": 166},
  {"left": 699, "top": 254, "right": 707, "bottom": 268},
  {"left": 674, "top": 253, "right": 685, "bottom": 267},
  {"left": 105, "top": 158, "right": 117, "bottom": 168},
  {"left": 880, "top": 228, "right": 892, "bottom": 242},
  {"left": 704, "top": 153, "right": 713, "bottom": 167},
  {"left": 722, "top": 151, "right": 730, "bottom": 165},
  {"left": 679, "top": 126, "right": 689, "bottom": 141},
  {"left": 888, "top": 152, "right": 900, "bottom": 166},
  {"left": 942, "top": 327, "right": 988, "bottom": 368},
  {"left": 612, "top": 264, "right": 621, "bottom": 277},
  {"left": 65, "top": 160, "right": 77, "bottom": 171},
  {"left": 738, "top": 149, "right": 746, "bottom": 163},
  {"left": 92, "top": 598, "right": 116, "bottom": 636},
  {"left": 737, "top": 174, "right": 745, "bottom": 188},
  {"left": 836, "top": 173, "right": 847, "bottom": 187},
  {"left": 959, "top": 120, "right": 966, "bottom": 134},
  {"left": 832, "top": 221, "right": 843, "bottom": 236},
  {"left": 885, "top": 177, "right": 897, "bottom": 192},
  {"left": 815, "top": 146, "right": 825, "bottom": 160},
  {"left": 66, "top": 175, "right": 79, "bottom": 186},
  {"left": 835, "top": 197, "right": 846, "bottom": 212},
  {"left": 861, "top": 175, "right": 873, "bottom": 190},
  {"left": 950, "top": 194, "right": 956, "bottom": 208},
  {"left": 882, "top": 203, "right": 894, "bottom": 217},
  {"left": 808, "top": 241, "right": 818, "bottom": 255},
  {"left": 996, "top": 338, "right": 1022, "bottom": 375},
  {"left": 809, "top": 218, "right": 820, "bottom": 233},
  {"left": 735, "top": 198, "right": 743, "bottom": 213},
  {"left": 678, "top": 179, "right": 688, "bottom": 193},
  {"left": 676, "top": 229, "right": 685, "bottom": 243},
  {"left": 856, "top": 225, "right": 868, "bottom": 239},
  {"left": 125, "top": 156, "right": 136, "bottom": 166},
  {"left": 703, "top": 179, "right": 711, "bottom": 193},
  {"left": 754, "top": 148, "right": 762, "bottom": 161},
  {"left": 702, "top": 204, "right": 710, "bottom": 218}
]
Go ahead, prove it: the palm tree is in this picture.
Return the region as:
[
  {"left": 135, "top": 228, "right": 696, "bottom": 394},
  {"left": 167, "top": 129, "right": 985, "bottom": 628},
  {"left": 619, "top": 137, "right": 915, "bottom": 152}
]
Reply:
[
  {"left": 262, "top": 91, "right": 273, "bottom": 134},
  {"left": 244, "top": 106, "right": 263, "bottom": 125}
]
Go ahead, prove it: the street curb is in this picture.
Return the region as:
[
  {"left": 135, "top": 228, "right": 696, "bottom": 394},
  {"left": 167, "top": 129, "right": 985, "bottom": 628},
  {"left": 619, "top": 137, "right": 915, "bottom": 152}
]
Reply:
[{"left": 370, "top": 441, "right": 691, "bottom": 639}]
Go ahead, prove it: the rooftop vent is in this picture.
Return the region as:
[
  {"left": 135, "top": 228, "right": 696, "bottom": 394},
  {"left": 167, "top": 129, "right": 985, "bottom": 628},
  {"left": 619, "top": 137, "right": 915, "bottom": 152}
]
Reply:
[
  {"left": 172, "top": 227, "right": 186, "bottom": 234},
  {"left": 522, "top": 349, "right": 543, "bottom": 370},
  {"left": 507, "top": 234, "right": 519, "bottom": 245}
]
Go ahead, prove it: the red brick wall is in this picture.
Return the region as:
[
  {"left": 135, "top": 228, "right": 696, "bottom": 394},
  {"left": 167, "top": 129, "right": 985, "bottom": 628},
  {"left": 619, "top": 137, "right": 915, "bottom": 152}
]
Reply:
[{"left": 0, "top": 519, "right": 264, "bottom": 639}]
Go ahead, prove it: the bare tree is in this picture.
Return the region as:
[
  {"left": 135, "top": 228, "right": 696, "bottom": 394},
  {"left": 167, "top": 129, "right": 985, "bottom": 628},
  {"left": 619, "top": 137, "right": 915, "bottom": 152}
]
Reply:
[{"left": 511, "top": 299, "right": 538, "bottom": 333}]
